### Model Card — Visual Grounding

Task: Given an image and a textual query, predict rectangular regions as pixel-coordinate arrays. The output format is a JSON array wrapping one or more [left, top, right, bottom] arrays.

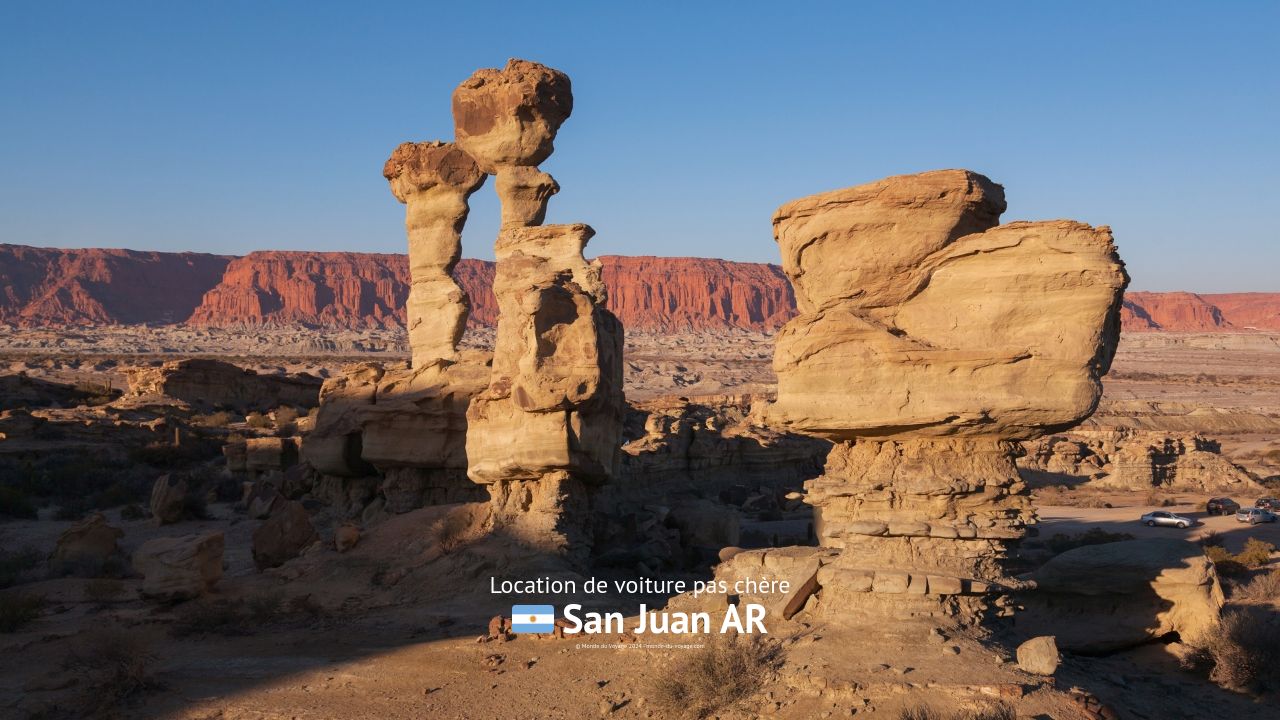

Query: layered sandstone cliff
[[0, 244, 230, 326], [4, 242, 1276, 333]]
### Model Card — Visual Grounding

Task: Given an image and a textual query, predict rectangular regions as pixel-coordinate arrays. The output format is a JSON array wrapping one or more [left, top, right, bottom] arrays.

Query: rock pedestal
[[454, 59, 623, 561], [765, 169, 1128, 625], [383, 141, 486, 367]]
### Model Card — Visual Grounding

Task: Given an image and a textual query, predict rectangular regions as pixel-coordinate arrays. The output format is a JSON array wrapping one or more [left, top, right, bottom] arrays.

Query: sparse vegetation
[[1144, 490, 1177, 507], [1201, 606, 1280, 693], [1045, 527, 1135, 556], [195, 410, 234, 428], [897, 703, 1016, 720], [1236, 538, 1275, 568], [0, 593, 45, 632], [0, 547, 41, 589], [1233, 568, 1280, 603], [246, 411, 271, 429], [172, 592, 325, 638], [63, 626, 161, 715], [649, 634, 783, 718]]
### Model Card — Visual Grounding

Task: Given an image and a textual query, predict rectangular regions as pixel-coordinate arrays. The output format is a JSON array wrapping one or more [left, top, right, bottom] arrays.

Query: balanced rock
[[767, 170, 1128, 441], [763, 169, 1127, 624], [452, 58, 573, 174], [133, 532, 224, 601], [252, 500, 318, 570], [1018, 538, 1224, 653], [50, 513, 123, 577], [384, 141, 486, 366]]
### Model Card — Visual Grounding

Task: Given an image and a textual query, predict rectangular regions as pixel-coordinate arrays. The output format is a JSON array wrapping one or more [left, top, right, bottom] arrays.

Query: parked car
[[1141, 510, 1196, 528], [1237, 507, 1278, 525], [1206, 497, 1241, 515], [1255, 497, 1280, 511]]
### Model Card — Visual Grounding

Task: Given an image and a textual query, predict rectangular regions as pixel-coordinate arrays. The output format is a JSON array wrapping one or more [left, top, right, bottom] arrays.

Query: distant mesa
[[0, 243, 1273, 333]]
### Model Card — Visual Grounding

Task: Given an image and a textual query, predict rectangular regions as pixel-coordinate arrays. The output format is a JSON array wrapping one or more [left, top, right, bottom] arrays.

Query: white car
[[1140, 511, 1195, 528], [1236, 507, 1278, 525]]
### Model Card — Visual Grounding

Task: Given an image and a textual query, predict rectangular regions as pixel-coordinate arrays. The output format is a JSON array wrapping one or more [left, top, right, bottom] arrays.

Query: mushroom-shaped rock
[[383, 141, 487, 366], [451, 58, 573, 173]]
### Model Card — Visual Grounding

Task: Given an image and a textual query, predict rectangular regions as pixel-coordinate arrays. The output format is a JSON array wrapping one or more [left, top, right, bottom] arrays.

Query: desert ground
[[0, 326, 1278, 718]]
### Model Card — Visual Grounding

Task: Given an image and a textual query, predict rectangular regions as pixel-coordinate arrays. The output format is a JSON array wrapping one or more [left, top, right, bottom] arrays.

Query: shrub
[[63, 626, 160, 715], [1200, 530, 1225, 548], [1233, 568, 1280, 603], [1202, 606, 1280, 692], [1236, 538, 1275, 568], [1206, 545, 1248, 577], [195, 411, 234, 428], [649, 634, 782, 718], [274, 406, 300, 425], [1145, 491, 1177, 507], [0, 593, 44, 632], [0, 548, 41, 589], [1045, 527, 1135, 556], [0, 486, 36, 519], [897, 703, 1016, 720], [245, 412, 271, 429]]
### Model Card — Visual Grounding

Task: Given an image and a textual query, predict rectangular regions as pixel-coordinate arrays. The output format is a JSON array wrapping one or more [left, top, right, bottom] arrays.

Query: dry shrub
[[245, 411, 271, 429], [1145, 491, 1177, 507], [0, 593, 44, 632], [1202, 606, 1280, 692], [64, 626, 160, 715], [196, 411, 234, 428], [1200, 530, 1225, 548], [1236, 538, 1275, 568], [171, 598, 249, 637], [898, 703, 1015, 720], [1233, 568, 1280, 603], [273, 406, 300, 425], [649, 634, 783, 718]]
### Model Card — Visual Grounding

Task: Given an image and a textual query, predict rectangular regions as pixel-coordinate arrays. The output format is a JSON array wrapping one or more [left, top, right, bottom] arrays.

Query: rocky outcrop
[[0, 244, 230, 326], [1018, 538, 1224, 652], [384, 141, 486, 366], [125, 359, 322, 411], [132, 532, 225, 601], [1020, 430, 1262, 491], [1122, 291, 1231, 332], [600, 257, 794, 332], [149, 474, 189, 525], [762, 169, 1128, 625]]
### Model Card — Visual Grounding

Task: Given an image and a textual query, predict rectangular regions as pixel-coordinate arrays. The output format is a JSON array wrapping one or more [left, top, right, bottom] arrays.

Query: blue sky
[[0, 1, 1276, 291]]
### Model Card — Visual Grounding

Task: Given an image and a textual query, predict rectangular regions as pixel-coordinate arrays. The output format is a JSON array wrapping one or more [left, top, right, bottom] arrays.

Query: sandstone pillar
[[453, 59, 623, 560], [383, 141, 486, 368]]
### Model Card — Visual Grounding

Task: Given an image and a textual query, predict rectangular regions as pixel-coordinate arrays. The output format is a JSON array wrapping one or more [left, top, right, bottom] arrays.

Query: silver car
[[1140, 510, 1196, 528], [1236, 507, 1278, 525]]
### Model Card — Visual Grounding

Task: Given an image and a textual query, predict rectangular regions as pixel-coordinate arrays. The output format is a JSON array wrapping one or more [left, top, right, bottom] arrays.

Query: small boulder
[[1016, 636, 1060, 676], [334, 523, 360, 553], [149, 473, 188, 525], [252, 500, 318, 570], [133, 532, 224, 601], [50, 513, 123, 576]]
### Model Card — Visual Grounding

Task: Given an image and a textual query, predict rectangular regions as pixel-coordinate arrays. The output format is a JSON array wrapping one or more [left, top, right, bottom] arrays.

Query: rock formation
[[455, 59, 624, 561], [125, 359, 321, 412], [383, 141, 486, 366], [252, 500, 318, 570], [1020, 430, 1261, 491], [1018, 538, 1224, 652], [765, 169, 1129, 624], [132, 532, 225, 601]]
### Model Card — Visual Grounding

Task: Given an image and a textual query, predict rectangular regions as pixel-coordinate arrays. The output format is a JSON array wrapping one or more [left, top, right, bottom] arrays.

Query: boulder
[[132, 532, 224, 601], [1016, 636, 1060, 675], [766, 170, 1128, 441], [124, 358, 321, 412], [149, 473, 188, 525], [452, 58, 573, 174], [335, 523, 360, 553], [1019, 538, 1224, 652], [49, 513, 123, 576], [252, 501, 318, 570]]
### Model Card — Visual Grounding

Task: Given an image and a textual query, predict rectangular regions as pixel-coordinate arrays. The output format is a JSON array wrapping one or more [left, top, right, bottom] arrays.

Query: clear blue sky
[[1, 1, 1276, 291]]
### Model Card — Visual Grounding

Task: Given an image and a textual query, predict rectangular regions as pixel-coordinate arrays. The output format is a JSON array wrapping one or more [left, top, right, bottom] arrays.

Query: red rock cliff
[[0, 244, 230, 326]]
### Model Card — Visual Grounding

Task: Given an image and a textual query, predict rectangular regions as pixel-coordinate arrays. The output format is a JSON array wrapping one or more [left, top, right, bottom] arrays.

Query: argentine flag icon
[[511, 605, 555, 633]]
